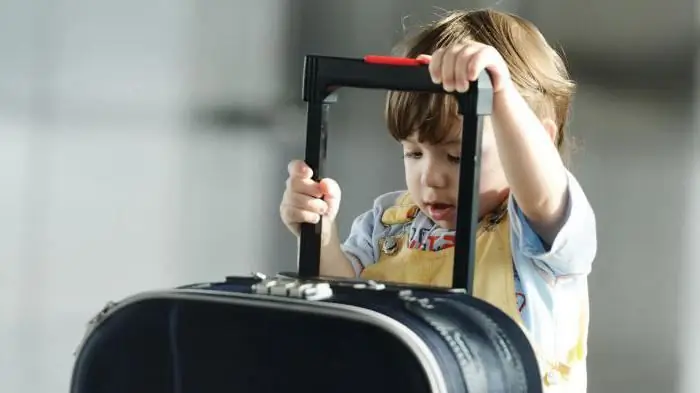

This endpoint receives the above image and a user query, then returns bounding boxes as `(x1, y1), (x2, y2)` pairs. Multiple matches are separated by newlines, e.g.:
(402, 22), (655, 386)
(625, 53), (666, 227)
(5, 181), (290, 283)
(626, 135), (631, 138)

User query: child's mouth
(426, 203), (456, 221)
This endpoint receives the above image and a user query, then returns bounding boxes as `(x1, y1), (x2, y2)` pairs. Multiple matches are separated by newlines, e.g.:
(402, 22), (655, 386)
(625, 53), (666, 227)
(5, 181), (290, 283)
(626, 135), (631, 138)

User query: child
(279, 8), (596, 392)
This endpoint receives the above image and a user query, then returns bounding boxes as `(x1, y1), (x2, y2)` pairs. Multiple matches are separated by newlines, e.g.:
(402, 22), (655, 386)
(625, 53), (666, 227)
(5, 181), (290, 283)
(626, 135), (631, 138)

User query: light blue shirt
(340, 169), (597, 372)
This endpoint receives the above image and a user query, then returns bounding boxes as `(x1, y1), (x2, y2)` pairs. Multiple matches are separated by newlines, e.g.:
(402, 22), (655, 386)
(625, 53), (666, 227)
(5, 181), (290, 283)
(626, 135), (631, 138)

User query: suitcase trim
(74, 288), (448, 393)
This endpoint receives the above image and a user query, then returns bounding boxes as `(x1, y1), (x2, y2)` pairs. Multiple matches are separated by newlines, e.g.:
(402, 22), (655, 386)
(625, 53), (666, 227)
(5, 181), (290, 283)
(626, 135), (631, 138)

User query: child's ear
(542, 118), (558, 144)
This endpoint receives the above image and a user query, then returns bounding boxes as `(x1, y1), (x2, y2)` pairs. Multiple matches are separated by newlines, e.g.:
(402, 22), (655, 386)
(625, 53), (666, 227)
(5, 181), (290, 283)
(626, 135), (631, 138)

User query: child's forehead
(402, 117), (494, 146)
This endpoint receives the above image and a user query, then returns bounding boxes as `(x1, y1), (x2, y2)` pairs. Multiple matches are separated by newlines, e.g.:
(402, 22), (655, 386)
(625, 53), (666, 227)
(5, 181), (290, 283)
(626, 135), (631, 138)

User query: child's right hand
(280, 160), (342, 243)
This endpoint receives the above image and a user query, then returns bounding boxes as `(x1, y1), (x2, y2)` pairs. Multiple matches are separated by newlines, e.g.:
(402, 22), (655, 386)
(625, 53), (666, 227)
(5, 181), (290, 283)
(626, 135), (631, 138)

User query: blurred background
(0, 0), (696, 392)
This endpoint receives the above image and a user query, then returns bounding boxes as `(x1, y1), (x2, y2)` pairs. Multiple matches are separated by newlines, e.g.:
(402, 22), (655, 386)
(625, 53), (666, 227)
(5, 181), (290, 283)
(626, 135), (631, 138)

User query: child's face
(401, 118), (509, 229)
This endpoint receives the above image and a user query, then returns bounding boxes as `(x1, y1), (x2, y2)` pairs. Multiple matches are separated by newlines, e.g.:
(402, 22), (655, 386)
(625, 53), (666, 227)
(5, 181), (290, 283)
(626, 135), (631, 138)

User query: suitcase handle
(298, 54), (493, 295)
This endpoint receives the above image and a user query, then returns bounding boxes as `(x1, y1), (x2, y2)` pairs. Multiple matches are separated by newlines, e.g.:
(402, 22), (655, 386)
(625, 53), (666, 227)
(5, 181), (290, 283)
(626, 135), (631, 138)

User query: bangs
(385, 90), (461, 144)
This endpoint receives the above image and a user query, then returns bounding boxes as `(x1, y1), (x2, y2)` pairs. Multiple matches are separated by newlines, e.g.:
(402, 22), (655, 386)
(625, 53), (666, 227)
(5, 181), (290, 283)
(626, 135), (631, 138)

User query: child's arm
(319, 195), (390, 278)
(317, 221), (357, 278)
(492, 86), (597, 277)
(490, 85), (569, 245)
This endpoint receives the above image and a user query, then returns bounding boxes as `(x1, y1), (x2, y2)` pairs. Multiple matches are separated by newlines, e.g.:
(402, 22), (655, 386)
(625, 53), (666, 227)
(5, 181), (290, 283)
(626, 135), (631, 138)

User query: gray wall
(0, 1), (696, 392)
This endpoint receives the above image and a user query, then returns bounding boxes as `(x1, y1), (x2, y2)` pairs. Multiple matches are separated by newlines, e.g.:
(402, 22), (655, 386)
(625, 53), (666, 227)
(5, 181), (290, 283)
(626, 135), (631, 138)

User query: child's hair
(386, 9), (576, 160)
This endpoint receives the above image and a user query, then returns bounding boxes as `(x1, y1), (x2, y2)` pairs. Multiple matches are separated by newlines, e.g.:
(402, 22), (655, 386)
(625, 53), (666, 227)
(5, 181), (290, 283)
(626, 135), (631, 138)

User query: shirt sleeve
(340, 208), (378, 276)
(508, 170), (597, 277)
(340, 191), (405, 276)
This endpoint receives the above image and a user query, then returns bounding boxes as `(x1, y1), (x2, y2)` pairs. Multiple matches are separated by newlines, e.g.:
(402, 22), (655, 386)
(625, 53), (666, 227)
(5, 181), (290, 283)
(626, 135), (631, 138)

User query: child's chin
(432, 218), (457, 230)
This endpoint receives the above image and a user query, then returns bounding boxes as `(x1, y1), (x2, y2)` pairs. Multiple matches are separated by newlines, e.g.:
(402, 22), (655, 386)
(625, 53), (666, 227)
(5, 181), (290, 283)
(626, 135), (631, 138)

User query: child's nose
(421, 162), (449, 188)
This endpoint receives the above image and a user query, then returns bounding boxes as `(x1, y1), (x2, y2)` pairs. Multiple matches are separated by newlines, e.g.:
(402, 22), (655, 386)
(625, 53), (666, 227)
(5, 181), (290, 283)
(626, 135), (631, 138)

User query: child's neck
(478, 188), (510, 220)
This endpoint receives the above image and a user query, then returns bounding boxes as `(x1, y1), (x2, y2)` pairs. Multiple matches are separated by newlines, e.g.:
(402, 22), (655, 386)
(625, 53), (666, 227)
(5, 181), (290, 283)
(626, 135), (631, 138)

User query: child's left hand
(417, 41), (513, 94)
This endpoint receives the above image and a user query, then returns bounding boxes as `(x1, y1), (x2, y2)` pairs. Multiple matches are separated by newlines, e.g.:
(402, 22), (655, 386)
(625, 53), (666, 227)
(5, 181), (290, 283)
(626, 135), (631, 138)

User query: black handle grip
(298, 54), (493, 295)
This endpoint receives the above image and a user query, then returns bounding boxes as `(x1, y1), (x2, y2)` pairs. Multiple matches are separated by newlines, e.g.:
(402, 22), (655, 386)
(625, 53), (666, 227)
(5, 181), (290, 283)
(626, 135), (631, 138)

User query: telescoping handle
(297, 54), (493, 295)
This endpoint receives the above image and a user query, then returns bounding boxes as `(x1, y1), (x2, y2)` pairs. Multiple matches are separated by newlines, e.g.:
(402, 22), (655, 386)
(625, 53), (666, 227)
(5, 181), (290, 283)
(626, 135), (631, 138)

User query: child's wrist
(492, 82), (527, 119)
(493, 81), (519, 102)
(320, 219), (339, 247)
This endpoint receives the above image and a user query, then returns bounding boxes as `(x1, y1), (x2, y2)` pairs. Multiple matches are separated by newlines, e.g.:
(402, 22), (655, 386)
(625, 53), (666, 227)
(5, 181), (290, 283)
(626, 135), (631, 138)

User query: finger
(319, 178), (341, 201)
(287, 191), (330, 215)
(287, 159), (313, 179)
(281, 205), (322, 225)
(429, 48), (444, 83)
(454, 44), (482, 92)
(440, 44), (465, 92)
(319, 178), (342, 217)
(416, 54), (432, 64)
(286, 176), (323, 198)
(467, 46), (496, 82)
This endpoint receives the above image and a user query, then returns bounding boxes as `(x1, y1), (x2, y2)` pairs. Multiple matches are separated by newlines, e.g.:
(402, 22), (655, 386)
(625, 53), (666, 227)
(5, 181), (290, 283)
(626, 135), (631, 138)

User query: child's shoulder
(368, 190), (424, 228)
(369, 190), (412, 212)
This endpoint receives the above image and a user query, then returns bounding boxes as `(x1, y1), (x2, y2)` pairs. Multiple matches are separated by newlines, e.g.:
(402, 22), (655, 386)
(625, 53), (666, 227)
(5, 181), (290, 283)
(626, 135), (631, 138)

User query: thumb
(319, 178), (341, 221)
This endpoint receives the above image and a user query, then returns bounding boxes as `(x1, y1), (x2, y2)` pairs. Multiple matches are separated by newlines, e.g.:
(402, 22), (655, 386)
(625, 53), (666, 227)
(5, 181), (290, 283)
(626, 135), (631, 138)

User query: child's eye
(404, 151), (422, 159)
(448, 155), (461, 163)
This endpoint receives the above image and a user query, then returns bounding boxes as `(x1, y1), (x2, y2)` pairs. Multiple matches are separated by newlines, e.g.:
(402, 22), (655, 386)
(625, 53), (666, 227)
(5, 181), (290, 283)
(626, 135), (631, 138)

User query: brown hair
(386, 9), (575, 159)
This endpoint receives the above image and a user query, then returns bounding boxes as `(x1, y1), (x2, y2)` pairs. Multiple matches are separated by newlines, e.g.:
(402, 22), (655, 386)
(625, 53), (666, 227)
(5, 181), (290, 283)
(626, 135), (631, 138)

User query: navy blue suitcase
(69, 55), (542, 393)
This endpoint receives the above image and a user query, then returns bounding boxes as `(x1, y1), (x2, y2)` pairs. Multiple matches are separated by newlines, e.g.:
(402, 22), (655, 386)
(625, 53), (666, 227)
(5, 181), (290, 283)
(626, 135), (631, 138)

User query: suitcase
(69, 55), (542, 393)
